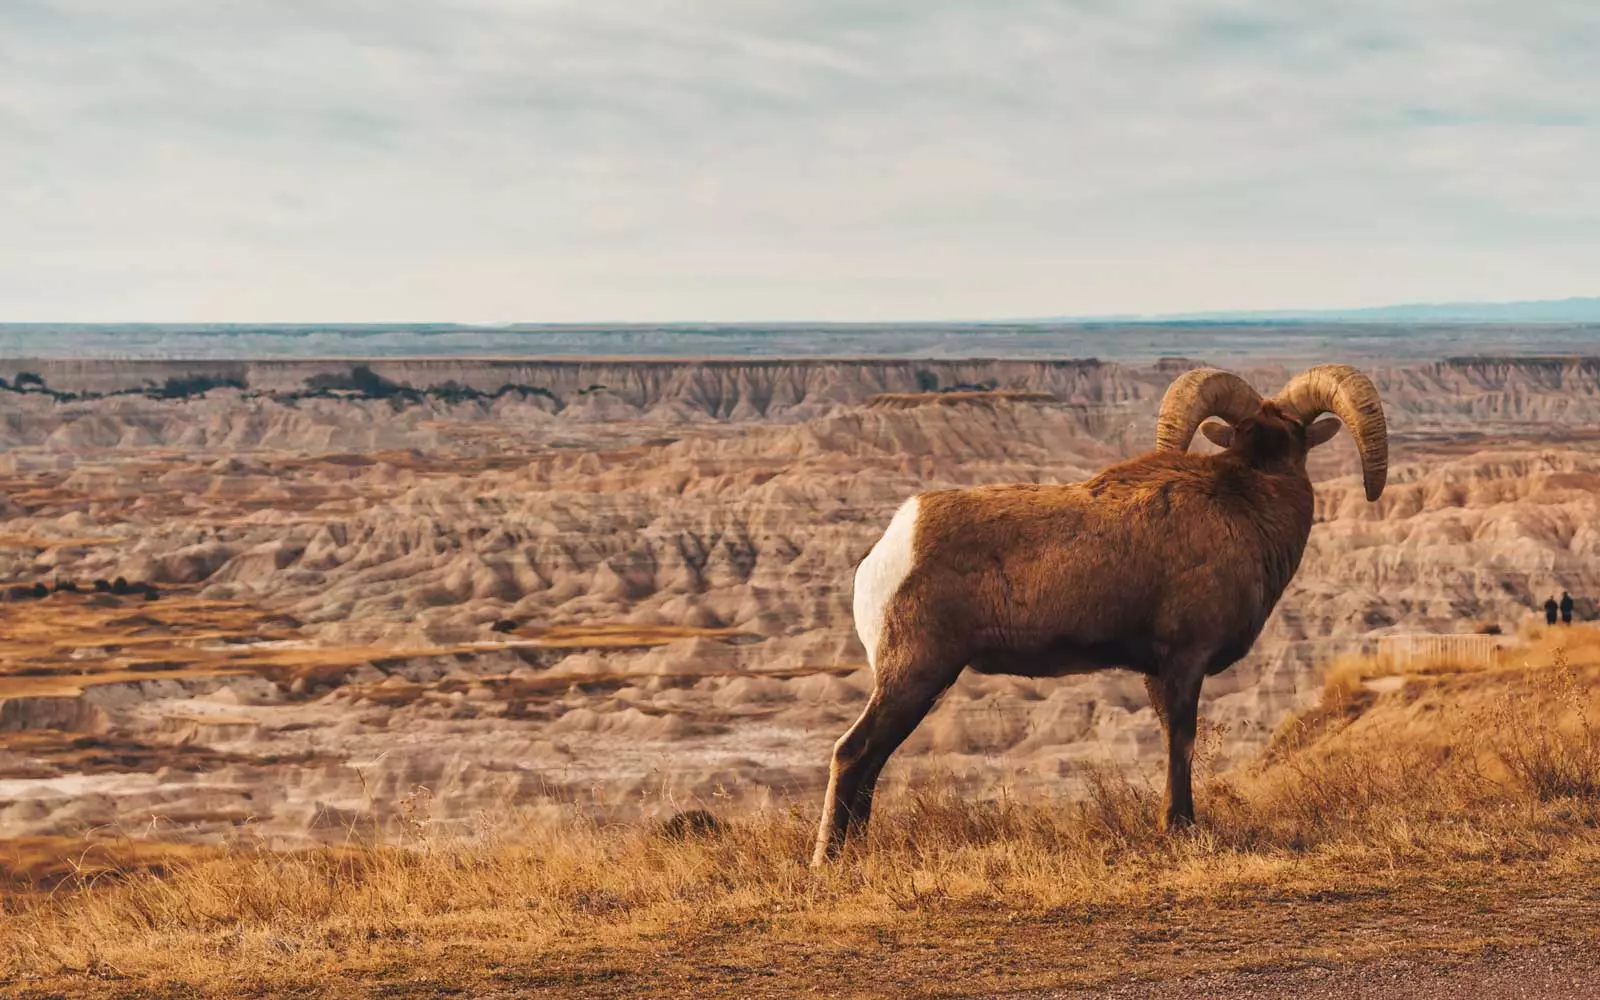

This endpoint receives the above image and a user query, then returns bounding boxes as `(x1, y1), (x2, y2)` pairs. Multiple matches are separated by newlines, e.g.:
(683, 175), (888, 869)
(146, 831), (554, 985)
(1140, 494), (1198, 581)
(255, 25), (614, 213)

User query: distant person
(1545, 596), (1559, 626)
(1560, 591), (1575, 625)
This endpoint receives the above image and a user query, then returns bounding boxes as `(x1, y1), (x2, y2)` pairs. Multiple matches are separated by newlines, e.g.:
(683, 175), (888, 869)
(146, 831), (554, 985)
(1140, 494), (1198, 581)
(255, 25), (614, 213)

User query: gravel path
(1006, 945), (1600, 1000)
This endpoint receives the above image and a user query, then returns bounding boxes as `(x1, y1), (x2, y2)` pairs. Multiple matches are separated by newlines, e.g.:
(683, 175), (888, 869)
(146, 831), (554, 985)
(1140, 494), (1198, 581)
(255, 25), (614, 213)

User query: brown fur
(813, 402), (1335, 865)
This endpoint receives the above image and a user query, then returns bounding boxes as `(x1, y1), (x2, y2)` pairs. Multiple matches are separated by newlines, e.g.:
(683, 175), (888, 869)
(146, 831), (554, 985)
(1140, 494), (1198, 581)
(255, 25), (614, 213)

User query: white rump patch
(853, 496), (920, 670)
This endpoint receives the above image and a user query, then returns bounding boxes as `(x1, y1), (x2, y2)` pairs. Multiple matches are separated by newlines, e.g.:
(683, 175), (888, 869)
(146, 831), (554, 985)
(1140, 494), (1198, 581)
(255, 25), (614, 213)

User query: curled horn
(1154, 368), (1263, 453)
(1273, 364), (1389, 502)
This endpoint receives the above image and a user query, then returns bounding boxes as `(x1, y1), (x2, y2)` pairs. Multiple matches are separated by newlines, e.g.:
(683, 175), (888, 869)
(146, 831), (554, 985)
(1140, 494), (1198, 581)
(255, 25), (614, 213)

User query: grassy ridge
(3, 628), (1599, 998)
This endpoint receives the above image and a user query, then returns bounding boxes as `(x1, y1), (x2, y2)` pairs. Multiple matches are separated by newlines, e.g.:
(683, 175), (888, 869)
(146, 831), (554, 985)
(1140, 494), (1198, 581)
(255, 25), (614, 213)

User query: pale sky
(2, 0), (1597, 322)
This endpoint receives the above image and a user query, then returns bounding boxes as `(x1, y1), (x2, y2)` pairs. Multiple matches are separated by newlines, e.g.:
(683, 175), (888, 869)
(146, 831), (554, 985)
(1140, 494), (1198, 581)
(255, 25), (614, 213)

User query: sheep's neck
(1233, 464), (1316, 608)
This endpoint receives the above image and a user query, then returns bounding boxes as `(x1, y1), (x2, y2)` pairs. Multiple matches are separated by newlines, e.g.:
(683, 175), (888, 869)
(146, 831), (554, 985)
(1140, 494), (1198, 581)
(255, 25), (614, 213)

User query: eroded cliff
(1, 356), (1596, 845)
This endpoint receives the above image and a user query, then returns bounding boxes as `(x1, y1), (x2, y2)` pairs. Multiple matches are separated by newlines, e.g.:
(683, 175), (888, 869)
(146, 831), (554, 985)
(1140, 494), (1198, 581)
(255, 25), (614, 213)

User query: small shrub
(656, 809), (726, 841)
(1492, 648), (1600, 801)
(1074, 762), (1161, 847)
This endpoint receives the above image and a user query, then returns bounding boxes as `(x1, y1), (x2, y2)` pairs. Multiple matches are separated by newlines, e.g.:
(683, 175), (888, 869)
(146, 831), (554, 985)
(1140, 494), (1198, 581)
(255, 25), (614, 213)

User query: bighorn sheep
(813, 364), (1388, 864)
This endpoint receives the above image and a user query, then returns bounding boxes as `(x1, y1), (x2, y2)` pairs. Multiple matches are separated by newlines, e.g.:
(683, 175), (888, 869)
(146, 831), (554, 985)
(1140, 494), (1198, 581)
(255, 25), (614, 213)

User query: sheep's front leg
(1145, 670), (1204, 831)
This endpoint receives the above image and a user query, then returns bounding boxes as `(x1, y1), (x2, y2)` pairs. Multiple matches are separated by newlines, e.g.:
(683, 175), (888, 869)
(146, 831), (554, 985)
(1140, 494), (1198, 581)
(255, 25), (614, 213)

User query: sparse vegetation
(304, 364), (417, 401)
(291, 366), (566, 410)
(942, 377), (1000, 391)
(150, 374), (247, 399)
(0, 370), (81, 402)
(2, 629), (1598, 997)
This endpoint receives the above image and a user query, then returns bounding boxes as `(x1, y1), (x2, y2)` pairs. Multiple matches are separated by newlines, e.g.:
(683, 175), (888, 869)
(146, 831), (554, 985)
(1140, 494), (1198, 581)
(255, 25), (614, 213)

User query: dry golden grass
(0, 595), (755, 699)
(0, 535), (124, 551)
(4, 628), (1600, 998)
(0, 593), (290, 682)
(0, 838), (231, 893)
(518, 623), (757, 648)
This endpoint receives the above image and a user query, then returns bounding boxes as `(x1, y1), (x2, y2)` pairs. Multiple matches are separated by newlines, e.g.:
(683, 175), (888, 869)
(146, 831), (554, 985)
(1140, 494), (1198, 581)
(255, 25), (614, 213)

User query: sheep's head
(1154, 365), (1388, 501)
(1199, 400), (1343, 470)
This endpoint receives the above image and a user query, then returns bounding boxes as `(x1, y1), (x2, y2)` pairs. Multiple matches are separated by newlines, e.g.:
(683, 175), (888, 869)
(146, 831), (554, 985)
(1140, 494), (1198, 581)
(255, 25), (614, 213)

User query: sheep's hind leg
(1145, 669), (1204, 832)
(811, 663), (957, 866)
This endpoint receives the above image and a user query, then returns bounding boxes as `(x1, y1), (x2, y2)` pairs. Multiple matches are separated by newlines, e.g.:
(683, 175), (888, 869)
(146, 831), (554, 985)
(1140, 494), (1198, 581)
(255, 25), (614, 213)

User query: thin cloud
(1, 0), (1595, 320)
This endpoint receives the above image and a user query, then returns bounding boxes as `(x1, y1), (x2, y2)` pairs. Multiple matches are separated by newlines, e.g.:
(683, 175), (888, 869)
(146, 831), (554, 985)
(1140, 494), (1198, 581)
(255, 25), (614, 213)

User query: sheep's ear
(1307, 417), (1342, 449)
(1200, 420), (1234, 448)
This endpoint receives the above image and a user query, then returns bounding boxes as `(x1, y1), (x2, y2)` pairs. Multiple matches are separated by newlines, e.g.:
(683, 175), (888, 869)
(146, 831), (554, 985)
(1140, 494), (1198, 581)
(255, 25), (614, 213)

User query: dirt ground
(15, 863), (1584, 1000)
(1013, 945), (1600, 999)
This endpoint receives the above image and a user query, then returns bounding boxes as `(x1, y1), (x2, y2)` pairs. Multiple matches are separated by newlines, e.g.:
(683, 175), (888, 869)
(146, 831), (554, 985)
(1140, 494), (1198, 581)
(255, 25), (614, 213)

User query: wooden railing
(1376, 634), (1501, 672)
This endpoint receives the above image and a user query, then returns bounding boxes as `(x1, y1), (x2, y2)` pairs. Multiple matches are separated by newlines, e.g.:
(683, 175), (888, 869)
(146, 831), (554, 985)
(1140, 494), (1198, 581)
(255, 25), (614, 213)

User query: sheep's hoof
(1160, 814), (1197, 835)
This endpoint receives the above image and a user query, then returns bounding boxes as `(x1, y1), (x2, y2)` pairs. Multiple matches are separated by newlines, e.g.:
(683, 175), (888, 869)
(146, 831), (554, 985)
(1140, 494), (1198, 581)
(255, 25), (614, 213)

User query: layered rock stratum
(1, 356), (1597, 846)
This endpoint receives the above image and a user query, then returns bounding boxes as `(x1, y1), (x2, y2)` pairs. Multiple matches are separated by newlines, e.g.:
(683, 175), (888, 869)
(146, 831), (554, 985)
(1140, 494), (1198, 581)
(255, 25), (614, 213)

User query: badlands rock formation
(1, 356), (1598, 847)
